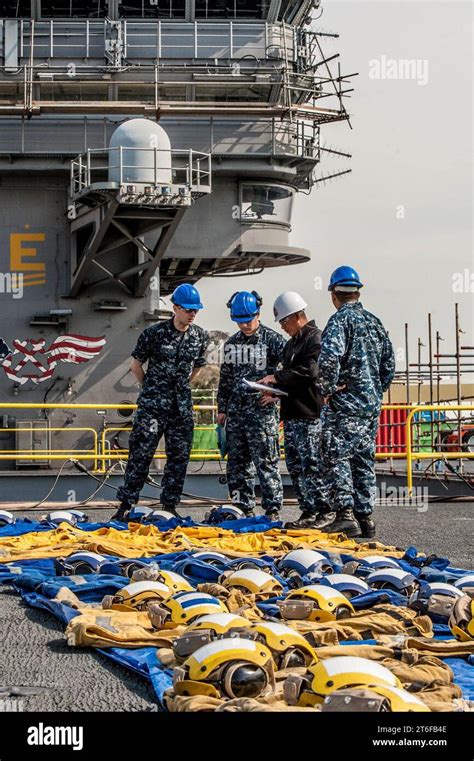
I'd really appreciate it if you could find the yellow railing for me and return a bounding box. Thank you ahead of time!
[0,402,472,493]
[405,405,474,495]
[0,426,99,470]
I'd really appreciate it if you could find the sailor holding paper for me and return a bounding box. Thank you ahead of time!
[260,291,330,529]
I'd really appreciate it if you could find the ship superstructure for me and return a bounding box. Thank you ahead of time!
[0,0,352,474]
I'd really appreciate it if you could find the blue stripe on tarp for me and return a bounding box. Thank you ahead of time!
[444,658,474,701]
[21,589,173,708]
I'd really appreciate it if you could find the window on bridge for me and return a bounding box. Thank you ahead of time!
[194,0,271,20]
[1,0,33,16]
[39,0,107,17]
[278,0,306,23]
[117,0,185,17]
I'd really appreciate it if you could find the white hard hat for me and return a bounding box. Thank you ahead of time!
[273,292,308,322]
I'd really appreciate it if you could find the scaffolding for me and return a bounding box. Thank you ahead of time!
[389,302,474,477]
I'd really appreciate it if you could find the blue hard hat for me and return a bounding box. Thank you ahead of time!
[226,291,262,323]
[171,283,203,310]
[328,266,364,291]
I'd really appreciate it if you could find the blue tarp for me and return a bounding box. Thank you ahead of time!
[1,518,473,709]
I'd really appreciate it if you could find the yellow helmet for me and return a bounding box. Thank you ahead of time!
[148,591,228,630]
[449,595,474,642]
[250,622,317,669]
[220,569,283,598]
[188,612,251,635]
[172,613,251,661]
[321,684,430,713]
[173,638,275,700]
[278,585,354,622]
[284,656,401,708]
[155,570,195,593]
[102,580,172,611]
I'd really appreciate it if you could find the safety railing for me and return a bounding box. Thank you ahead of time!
[405,405,474,495]
[0,403,472,492]
[8,20,296,65]
[0,426,99,470]
[69,146,212,197]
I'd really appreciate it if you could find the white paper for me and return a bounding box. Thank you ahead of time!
[242,378,288,397]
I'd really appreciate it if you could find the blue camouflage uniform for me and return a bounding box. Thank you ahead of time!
[217,324,285,514]
[117,318,209,508]
[316,301,395,515]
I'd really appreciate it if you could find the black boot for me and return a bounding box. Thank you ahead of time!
[264,510,281,522]
[311,511,337,529]
[161,505,179,517]
[285,511,319,529]
[111,502,132,523]
[322,508,362,538]
[356,515,376,538]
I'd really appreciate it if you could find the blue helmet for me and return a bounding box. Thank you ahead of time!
[205,505,246,524]
[171,283,203,310]
[0,510,16,527]
[319,574,370,599]
[278,549,333,577]
[328,266,364,292]
[226,291,262,323]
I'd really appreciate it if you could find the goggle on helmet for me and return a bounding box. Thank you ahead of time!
[321,684,430,713]
[173,638,275,700]
[219,569,283,598]
[250,622,317,670]
[278,549,333,577]
[0,510,16,527]
[55,551,107,576]
[205,505,246,524]
[148,591,228,630]
[172,612,251,661]
[128,566,195,593]
[102,580,172,612]
[318,574,370,599]
[278,585,354,622]
[409,582,465,621]
[341,556,400,577]
[366,568,419,597]
[448,595,474,642]
[284,656,401,708]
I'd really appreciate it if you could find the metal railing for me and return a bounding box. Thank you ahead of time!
[9,20,296,64]
[69,146,212,197]
[0,403,472,493]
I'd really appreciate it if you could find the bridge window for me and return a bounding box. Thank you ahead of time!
[240,184,294,226]
[40,0,107,17]
[195,0,270,19]
[0,0,32,17]
[278,0,305,23]
[117,0,185,17]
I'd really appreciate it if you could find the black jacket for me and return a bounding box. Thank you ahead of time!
[274,320,323,421]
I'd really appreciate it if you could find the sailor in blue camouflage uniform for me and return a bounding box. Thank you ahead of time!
[216,291,285,519]
[112,283,209,521]
[313,266,395,538]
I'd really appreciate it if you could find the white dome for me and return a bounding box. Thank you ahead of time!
[108,119,172,185]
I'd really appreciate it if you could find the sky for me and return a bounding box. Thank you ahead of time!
[186,0,473,377]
